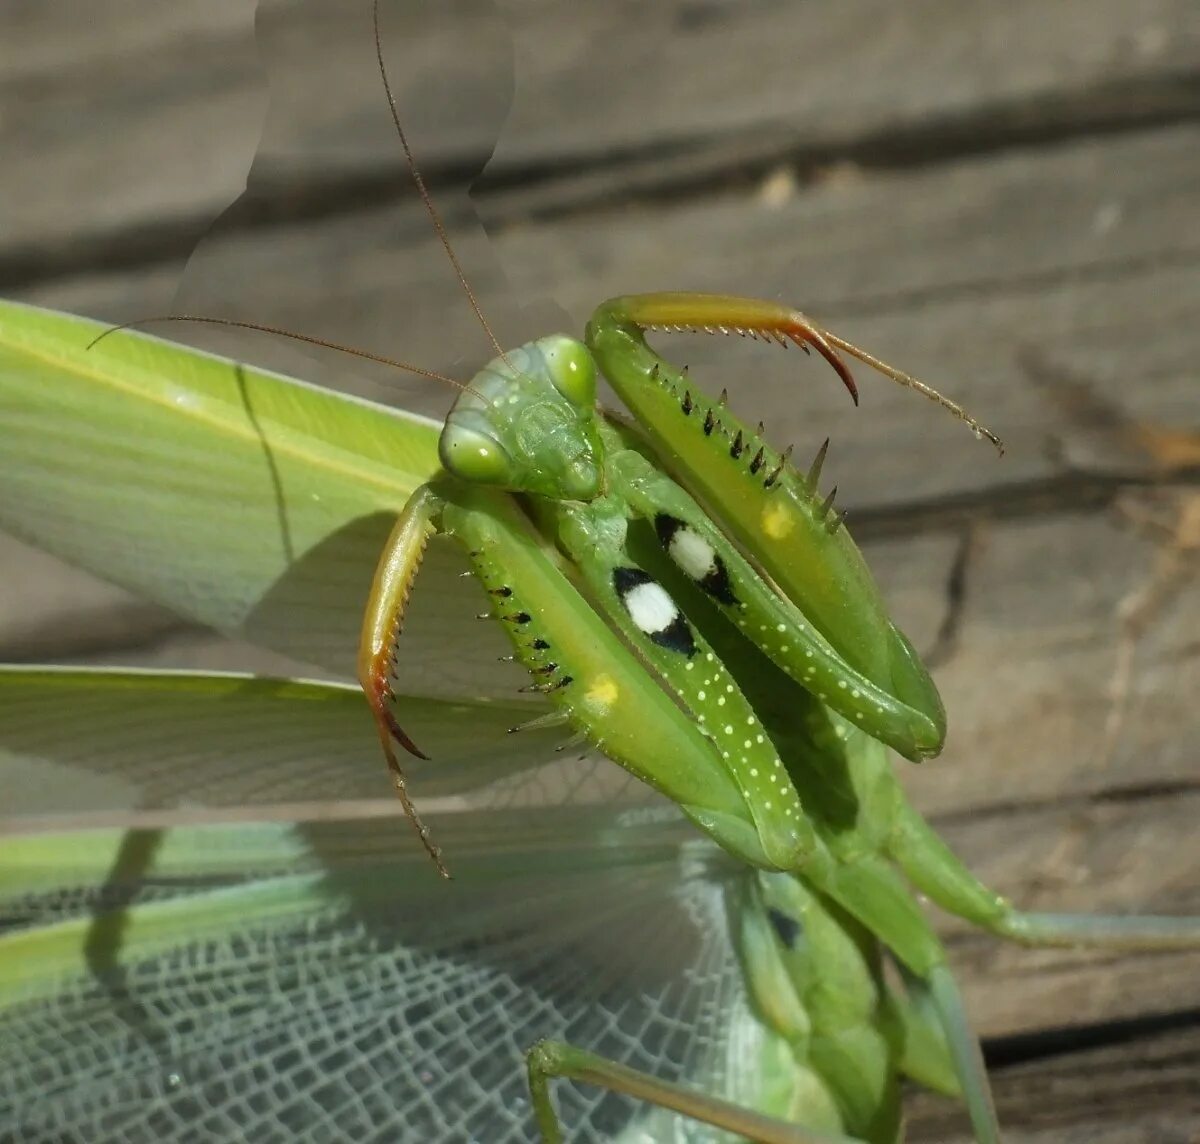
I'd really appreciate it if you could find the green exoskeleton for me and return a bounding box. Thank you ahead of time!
[355,286,1200,1144]
[345,6,1200,1131]
[3,4,1198,1142]
[360,293,951,879]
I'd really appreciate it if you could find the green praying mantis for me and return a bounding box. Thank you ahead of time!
[2,3,1199,1141]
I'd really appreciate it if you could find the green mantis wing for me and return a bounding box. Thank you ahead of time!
[0,667,568,820]
[4,813,755,1144]
[0,300,506,698]
[0,669,850,1144]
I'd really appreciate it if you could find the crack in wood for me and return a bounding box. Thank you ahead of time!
[852,466,1200,544]
[929,778,1200,831]
[923,521,983,669]
[982,1004,1200,1070]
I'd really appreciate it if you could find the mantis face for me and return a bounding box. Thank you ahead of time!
[438,334,605,504]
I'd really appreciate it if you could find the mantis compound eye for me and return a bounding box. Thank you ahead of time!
[539,335,597,409]
[438,418,514,485]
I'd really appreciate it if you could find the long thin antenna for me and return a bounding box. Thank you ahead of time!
[87,315,470,393]
[373,0,504,356]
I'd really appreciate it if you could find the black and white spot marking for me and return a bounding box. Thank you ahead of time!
[654,514,738,606]
[612,566,697,657]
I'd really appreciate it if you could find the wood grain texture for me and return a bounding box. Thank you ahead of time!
[7,0,1198,272]
[3,0,1198,1136]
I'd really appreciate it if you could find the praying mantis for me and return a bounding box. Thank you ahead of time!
[1,3,1198,1142]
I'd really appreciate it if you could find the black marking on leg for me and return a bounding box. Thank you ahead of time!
[681,389,693,415]
[488,585,513,597]
[749,446,765,475]
[767,907,802,950]
[730,429,744,459]
[653,514,738,607]
[612,566,697,657]
[532,638,550,650]
[506,611,533,624]
[654,514,683,548]
[523,673,574,694]
[703,409,716,436]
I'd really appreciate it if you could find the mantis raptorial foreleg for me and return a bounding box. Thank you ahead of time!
[609,448,943,758]
[359,485,448,875]
[586,293,951,761]
[359,478,816,876]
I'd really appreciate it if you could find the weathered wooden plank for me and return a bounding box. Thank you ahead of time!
[22,126,1200,508]
[6,0,1199,273]
[935,785,1200,1035]
[910,1022,1200,1142]
[9,124,1200,801]
[888,508,1200,814]
[4,3,1197,1131]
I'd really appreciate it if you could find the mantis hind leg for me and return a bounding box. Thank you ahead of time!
[525,1039,863,1144]
[886,795,1200,949]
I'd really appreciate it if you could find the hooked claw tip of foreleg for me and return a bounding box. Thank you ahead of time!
[383,708,430,760]
[800,330,859,406]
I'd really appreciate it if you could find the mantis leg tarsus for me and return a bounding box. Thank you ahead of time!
[376,724,449,879]
[591,290,1003,449]
[525,1038,865,1144]
[922,965,1002,1144]
[995,909,1200,951]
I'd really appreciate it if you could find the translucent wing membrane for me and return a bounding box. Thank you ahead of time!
[0,668,571,823]
[0,666,762,1140]
[2,808,761,1143]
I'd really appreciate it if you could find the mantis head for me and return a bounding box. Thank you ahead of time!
[439,335,606,502]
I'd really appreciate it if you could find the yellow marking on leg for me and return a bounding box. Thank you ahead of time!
[761,501,795,540]
[584,673,620,714]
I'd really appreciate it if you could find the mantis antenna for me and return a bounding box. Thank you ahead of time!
[86,315,475,397]
[373,0,506,359]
